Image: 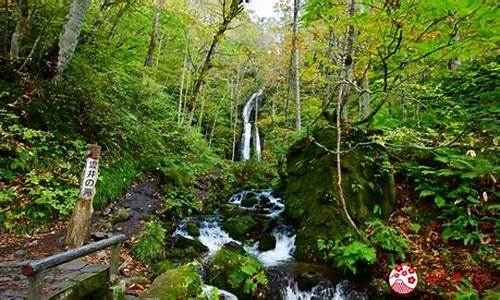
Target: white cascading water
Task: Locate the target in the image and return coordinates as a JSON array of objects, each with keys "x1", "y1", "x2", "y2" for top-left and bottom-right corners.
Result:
[
  {"x1": 282, "y1": 280, "x2": 367, "y2": 300},
  {"x1": 172, "y1": 190, "x2": 365, "y2": 299},
  {"x1": 240, "y1": 89, "x2": 264, "y2": 160},
  {"x1": 173, "y1": 217, "x2": 238, "y2": 255},
  {"x1": 247, "y1": 225, "x2": 296, "y2": 267}
]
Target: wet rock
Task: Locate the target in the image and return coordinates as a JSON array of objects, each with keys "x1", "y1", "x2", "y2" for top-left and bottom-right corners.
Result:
[
  {"x1": 223, "y1": 241, "x2": 245, "y2": 253},
  {"x1": 241, "y1": 194, "x2": 258, "y2": 208},
  {"x1": 141, "y1": 263, "x2": 202, "y2": 299},
  {"x1": 186, "y1": 221, "x2": 200, "y2": 237},
  {"x1": 208, "y1": 246, "x2": 267, "y2": 299},
  {"x1": 173, "y1": 236, "x2": 208, "y2": 253},
  {"x1": 297, "y1": 272, "x2": 321, "y2": 291},
  {"x1": 258, "y1": 234, "x2": 276, "y2": 251},
  {"x1": 91, "y1": 232, "x2": 108, "y2": 241},
  {"x1": 222, "y1": 216, "x2": 259, "y2": 240},
  {"x1": 111, "y1": 208, "x2": 130, "y2": 224},
  {"x1": 259, "y1": 195, "x2": 271, "y2": 205}
]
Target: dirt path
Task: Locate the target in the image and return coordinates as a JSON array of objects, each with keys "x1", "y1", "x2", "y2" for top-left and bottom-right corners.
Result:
[{"x1": 0, "y1": 177, "x2": 161, "y2": 265}]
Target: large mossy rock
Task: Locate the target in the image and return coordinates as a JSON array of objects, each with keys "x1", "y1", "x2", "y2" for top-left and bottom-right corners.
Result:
[
  {"x1": 208, "y1": 245, "x2": 268, "y2": 299},
  {"x1": 141, "y1": 263, "x2": 203, "y2": 299},
  {"x1": 282, "y1": 127, "x2": 395, "y2": 262},
  {"x1": 222, "y1": 215, "x2": 260, "y2": 240}
]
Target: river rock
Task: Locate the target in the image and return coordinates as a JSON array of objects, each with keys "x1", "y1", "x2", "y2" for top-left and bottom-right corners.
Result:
[
  {"x1": 173, "y1": 236, "x2": 208, "y2": 253},
  {"x1": 141, "y1": 263, "x2": 202, "y2": 299},
  {"x1": 297, "y1": 272, "x2": 321, "y2": 291},
  {"x1": 208, "y1": 245, "x2": 267, "y2": 299},
  {"x1": 223, "y1": 241, "x2": 245, "y2": 253},
  {"x1": 186, "y1": 221, "x2": 200, "y2": 237},
  {"x1": 222, "y1": 215, "x2": 259, "y2": 240},
  {"x1": 282, "y1": 127, "x2": 395, "y2": 263},
  {"x1": 258, "y1": 234, "x2": 276, "y2": 251},
  {"x1": 111, "y1": 208, "x2": 130, "y2": 224},
  {"x1": 241, "y1": 193, "x2": 258, "y2": 208}
]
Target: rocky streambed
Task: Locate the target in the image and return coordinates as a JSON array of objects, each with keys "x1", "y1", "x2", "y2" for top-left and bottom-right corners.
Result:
[{"x1": 142, "y1": 189, "x2": 368, "y2": 300}]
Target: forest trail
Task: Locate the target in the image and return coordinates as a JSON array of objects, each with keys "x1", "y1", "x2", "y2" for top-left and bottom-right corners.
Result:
[{"x1": 0, "y1": 178, "x2": 162, "y2": 298}]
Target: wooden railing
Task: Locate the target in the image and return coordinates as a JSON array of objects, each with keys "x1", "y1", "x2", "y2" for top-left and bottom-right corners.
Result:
[{"x1": 21, "y1": 234, "x2": 126, "y2": 300}]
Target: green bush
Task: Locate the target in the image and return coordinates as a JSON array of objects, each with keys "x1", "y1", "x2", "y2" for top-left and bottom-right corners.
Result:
[
  {"x1": 131, "y1": 220, "x2": 166, "y2": 264},
  {"x1": 317, "y1": 235, "x2": 376, "y2": 274}
]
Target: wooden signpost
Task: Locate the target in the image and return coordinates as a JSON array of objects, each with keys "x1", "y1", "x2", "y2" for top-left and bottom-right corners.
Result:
[{"x1": 66, "y1": 144, "x2": 101, "y2": 248}]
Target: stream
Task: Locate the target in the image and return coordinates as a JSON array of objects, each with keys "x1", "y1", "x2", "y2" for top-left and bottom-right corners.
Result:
[{"x1": 173, "y1": 190, "x2": 367, "y2": 300}]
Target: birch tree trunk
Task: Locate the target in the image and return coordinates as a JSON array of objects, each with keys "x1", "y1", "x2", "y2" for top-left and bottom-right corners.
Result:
[
  {"x1": 56, "y1": 0, "x2": 91, "y2": 74},
  {"x1": 292, "y1": 0, "x2": 301, "y2": 131},
  {"x1": 337, "y1": 0, "x2": 356, "y2": 118},
  {"x1": 324, "y1": 23, "x2": 336, "y2": 109},
  {"x1": 9, "y1": 0, "x2": 28, "y2": 58},
  {"x1": 178, "y1": 49, "x2": 188, "y2": 124},
  {"x1": 145, "y1": 0, "x2": 164, "y2": 66}
]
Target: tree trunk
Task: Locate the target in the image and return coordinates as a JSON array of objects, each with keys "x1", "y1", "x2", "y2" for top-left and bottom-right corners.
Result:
[
  {"x1": 56, "y1": 0, "x2": 91, "y2": 74},
  {"x1": 188, "y1": 24, "x2": 227, "y2": 125},
  {"x1": 324, "y1": 23, "x2": 336, "y2": 109},
  {"x1": 337, "y1": 0, "x2": 356, "y2": 118},
  {"x1": 448, "y1": 13, "x2": 461, "y2": 71},
  {"x1": 292, "y1": 0, "x2": 301, "y2": 131},
  {"x1": 145, "y1": 0, "x2": 163, "y2": 66},
  {"x1": 178, "y1": 49, "x2": 188, "y2": 124},
  {"x1": 9, "y1": 0, "x2": 28, "y2": 58}
]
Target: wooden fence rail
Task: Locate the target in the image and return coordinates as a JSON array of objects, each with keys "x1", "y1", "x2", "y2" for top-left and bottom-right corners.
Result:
[{"x1": 20, "y1": 234, "x2": 126, "y2": 300}]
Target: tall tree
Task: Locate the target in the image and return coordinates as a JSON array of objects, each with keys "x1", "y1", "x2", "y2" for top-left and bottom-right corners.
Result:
[
  {"x1": 145, "y1": 0, "x2": 164, "y2": 66},
  {"x1": 9, "y1": 0, "x2": 28, "y2": 58},
  {"x1": 292, "y1": 0, "x2": 301, "y2": 130},
  {"x1": 56, "y1": 0, "x2": 91, "y2": 74},
  {"x1": 188, "y1": 0, "x2": 245, "y2": 126}
]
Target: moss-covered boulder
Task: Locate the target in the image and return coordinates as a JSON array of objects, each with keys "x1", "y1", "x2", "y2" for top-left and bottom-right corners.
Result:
[
  {"x1": 222, "y1": 215, "x2": 260, "y2": 240},
  {"x1": 186, "y1": 221, "x2": 200, "y2": 237},
  {"x1": 173, "y1": 236, "x2": 208, "y2": 254},
  {"x1": 282, "y1": 126, "x2": 395, "y2": 262},
  {"x1": 258, "y1": 234, "x2": 276, "y2": 251},
  {"x1": 241, "y1": 193, "x2": 259, "y2": 208},
  {"x1": 208, "y1": 246, "x2": 268, "y2": 299},
  {"x1": 141, "y1": 263, "x2": 203, "y2": 299}
]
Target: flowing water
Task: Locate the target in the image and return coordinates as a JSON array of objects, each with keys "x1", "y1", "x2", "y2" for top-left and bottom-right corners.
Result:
[
  {"x1": 173, "y1": 189, "x2": 367, "y2": 299},
  {"x1": 240, "y1": 89, "x2": 264, "y2": 160}
]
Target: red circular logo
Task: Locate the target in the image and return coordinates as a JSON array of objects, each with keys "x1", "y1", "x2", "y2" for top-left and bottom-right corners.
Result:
[{"x1": 389, "y1": 264, "x2": 418, "y2": 295}]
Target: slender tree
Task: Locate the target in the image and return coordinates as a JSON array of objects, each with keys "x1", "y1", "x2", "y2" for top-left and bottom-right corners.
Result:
[
  {"x1": 292, "y1": 0, "x2": 301, "y2": 130},
  {"x1": 145, "y1": 0, "x2": 164, "y2": 66},
  {"x1": 56, "y1": 0, "x2": 91, "y2": 74},
  {"x1": 9, "y1": 0, "x2": 28, "y2": 58},
  {"x1": 188, "y1": 0, "x2": 245, "y2": 126}
]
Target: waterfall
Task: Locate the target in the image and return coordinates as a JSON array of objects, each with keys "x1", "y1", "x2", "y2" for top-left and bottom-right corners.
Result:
[{"x1": 240, "y1": 89, "x2": 264, "y2": 160}]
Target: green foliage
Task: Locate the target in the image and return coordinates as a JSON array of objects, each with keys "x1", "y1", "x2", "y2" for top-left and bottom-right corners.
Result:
[
  {"x1": 131, "y1": 220, "x2": 166, "y2": 264},
  {"x1": 367, "y1": 220, "x2": 408, "y2": 260},
  {"x1": 317, "y1": 235, "x2": 376, "y2": 274}
]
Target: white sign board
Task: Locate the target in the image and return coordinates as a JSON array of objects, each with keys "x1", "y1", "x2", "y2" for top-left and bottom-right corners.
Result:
[{"x1": 79, "y1": 157, "x2": 99, "y2": 199}]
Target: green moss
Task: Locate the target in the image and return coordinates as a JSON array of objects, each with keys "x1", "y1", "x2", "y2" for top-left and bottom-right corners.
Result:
[
  {"x1": 141, "y1": 263, "x2": 203, "y2": 300},
  {"x1": 282, "y1": 127, "x2": 395, "y2": 262},
  {"x1": 222, "y1": 216, "x2": 259, "y2": 240},
  {"x1": 186, "y1": 221, "x2": 200, "y2": 237},
  {"x1": 209, "y1": 246, "x2": 268, "y2": 299}
]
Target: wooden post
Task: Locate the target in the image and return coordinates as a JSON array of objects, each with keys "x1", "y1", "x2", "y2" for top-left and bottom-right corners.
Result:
[
  {"x1": 66, "y1": 144, "x2": 101, "y2": 248},
  {"x1": 109, "y1": 241, "x2": 122, "y2": 283},
  {"x1": 27, "y1": 271, "x2": 43, "y2": 300}
]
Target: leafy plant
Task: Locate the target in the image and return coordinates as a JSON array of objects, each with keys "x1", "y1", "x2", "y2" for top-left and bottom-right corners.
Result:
[
  {"x1": 367, "y1": 220, "x2": 408, "y2": 260},
  {"x1": 317, "y1": 235, "x2": 376, "y2": 274},
  {"x1": 131, "y1": 220, "x2": 166, "y2": 264}
]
